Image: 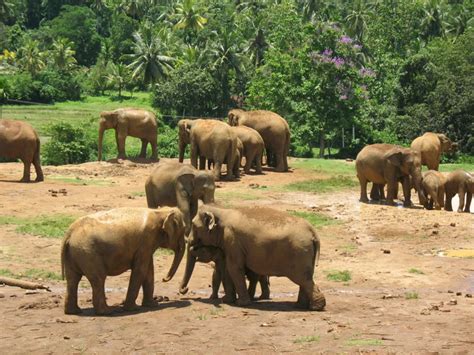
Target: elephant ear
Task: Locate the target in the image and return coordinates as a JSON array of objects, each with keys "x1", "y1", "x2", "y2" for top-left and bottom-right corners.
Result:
[
  {"x1": 177, "y1": 173, "x2": 195, "y2": 197},
  {"x1": 163, "y1": 211, "x2": 179, "y2": 239},
  {"x1": 385, "y1": 150, "x2": 404, "y2": 167},
  {"x1": 203, "y1": 211, "x2": 217, "y2": 231}
]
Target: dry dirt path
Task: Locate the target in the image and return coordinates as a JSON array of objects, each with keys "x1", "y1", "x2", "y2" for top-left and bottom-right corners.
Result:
[{"x1": 0, "y1": 159, "x2": 473, "y2": 353}]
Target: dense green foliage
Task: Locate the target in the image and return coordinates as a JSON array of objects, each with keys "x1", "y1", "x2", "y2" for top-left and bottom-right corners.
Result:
[{"x1": 1, "y1": 0, "x2": 473, "y2": 158}]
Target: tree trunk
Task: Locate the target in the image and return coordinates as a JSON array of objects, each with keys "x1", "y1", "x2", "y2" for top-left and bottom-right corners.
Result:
[{"x1": 319, "y1": 132, "x2": 325, "y2": 158}]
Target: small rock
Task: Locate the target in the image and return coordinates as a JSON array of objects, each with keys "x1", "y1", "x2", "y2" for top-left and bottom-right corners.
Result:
[
  {"x1": 431, "y1": 230, "x2": 439, "y2": 235},
  {"x1": 327, "y1": 328, "x2": 334, "y2": 333},
  {"x1": 382, "y1": 249, "x2": 391, "y2": 254},
  {"x1": 450, "y1": 222, "x2": 456, "y2": 227},
  {"x1": 448, "y1": 299, "x2": 457, "y2": 305},
  {"x1": 465, "y1": 294, "x2": 472, "y2": 298},
  {"x1": 448, "y1": 290, "x2": 454, "y2": 293},
  {"x1": 0, "y1": 293, "x2": 4, "y2": 298},
  {"x1": 420, "y1": 309, "x2": 431, "y2": 315},
  {"x1": 456, "y1": 292, "x2": 462, "y2": 296},
  {"x1": 433, "y1": 223, "x2": 440, "y2": 228},
  {"x1": 64, "y1": 336, "x2": 70, "y2": 340}
]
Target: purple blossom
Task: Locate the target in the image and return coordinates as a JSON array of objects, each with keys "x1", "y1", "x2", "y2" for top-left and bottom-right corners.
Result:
[
  {"x1": 353, "y1": 44, "x2": 362, "y2": 50},
  {"x1": 322, "y1": 49, "x2": 333, "y2": 56},
  {"x1": 339, "y1": 94, "x2": 348, "y2": 100},
  {"x1": 331, "y1": 57, "x2": 345, "y2": 68},
  {"x1": 359, "y1": 67, "x2": 376, "y2": 77},
  {"x1": 339, "y1": 35, "x2": 353, "y2": 44}
]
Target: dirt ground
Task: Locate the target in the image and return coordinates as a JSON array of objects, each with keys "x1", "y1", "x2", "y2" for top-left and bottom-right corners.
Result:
[{"x1": 0, "y1": 158, "x2": 473, "y2": 353}]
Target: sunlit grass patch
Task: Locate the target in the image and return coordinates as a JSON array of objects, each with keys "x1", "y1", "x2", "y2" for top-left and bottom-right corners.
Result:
[
  {"x1": 291, "y1": 159, "x2": 355, "y2": 176},
  {"x1": 0, "y1": 215, "x2": 76, "y2": 238},
  {"x1": 345, "y1": 338, "x2": 383, "y2": 346},
  {"x1": 405, "y1": 291, "x2": 419, "y2": 299},
  {"x1": 408, "y1": 268, "x2": 425, "y2": 275},
  {"x1": 289, "y1": 211, "x2": 336, "y2": 228},
  {"x1": 284, "y1": 175, "x2": 358, "y2": 193},
  {"x1": 216, "y1": 189, "x2": 260, "y2": 201},
  {"x1": 293, "y1": 335, "x2": 320, "y2": 344},
  {"x1": 0, "y1": 268, "x2": 61, "y2": 280},
  {"x1": 47, "y1": 175, "x2": 111, "y2": 186},
  {"x1": 326, "y1": 270, "x2": 352, "y2": 282}
]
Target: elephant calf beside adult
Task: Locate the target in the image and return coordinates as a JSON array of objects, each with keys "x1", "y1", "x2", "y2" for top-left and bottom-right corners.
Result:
[
  {"x1": 228, "y1": 109, "x2": 290, "y2": 172},
  {"x1": 444, "y1": 170, "x2": 474, "y2": 213},
  {"x1": 98, "y1": 108, "x2": 158, "y2": 161},
  {"x1": 231, "y1": 126, "x2": 264, "y2": 174},
  {"x1": 410, "y1": 132, "x2": 456, "y2": 171},
  {"x1": 356, "y1": 144, "x2": 426, "y2": 206},
  {"x1": 0, "y1": 119, "x2": 44, "y2": 182}
]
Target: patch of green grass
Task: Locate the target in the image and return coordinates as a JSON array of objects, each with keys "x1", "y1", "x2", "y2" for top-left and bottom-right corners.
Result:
[
  {"x1": 284, "y1": 175, "x2": 358, "y2": 193},
  {"x1": 209, "y1": 307, "x2": 224, "y2": 316},
  {"x1": 338, "y1": 244, "x2": 357, "y2": 252},
  {"x1": 439, "y1": 163, "x2": 474, "y2": 173},
  {"x1": 216, "y1": 189, "x2": 260, "y2": 201},
  {"x1": 345, "y1": 338, "x2": 383, "y2": 346},
  {"x1": 408, "y1": 268, "x2": 425, "y2": 275},
  {"x1": 291, "y1": 158, "x2": 355, "y2": 176},
  {"x1": 155, "y1": 248, "x2": 174, "y2": 256},
  {"x1": 289, "y1": 211, "x2": 336, "y2": 228},
  {"x1": 131, "y1": 191, "x2": 146, "y2": 197},
  {"x1": 326, "y1": 270, "x2": 352, "y2": 282},
  {"x1": 47, "y1": 175, "x2": 111, "y2": 186},
  {"x1": 293, "y1": 335, "x2": 320, "y2": 344},
  {"x1": 197, "y1": 313, "x2": 207, "y2": 321},
  {"x1": 0, "y1": 268, "x2": 61, "y2": 280},
  {"x1": 405, "y1": 291, "x2": 419, "y2": 299},
  {"x1": 0, "y1": 214, "x2": 76, "y2": 238}
]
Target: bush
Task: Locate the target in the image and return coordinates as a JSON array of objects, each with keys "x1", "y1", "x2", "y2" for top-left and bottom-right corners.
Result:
[
  {"x1": 158, "y1": 124, "x2": 179, "y2": 158},
  {"x1": 43, "y1": 122, "x2": 97, "y2": 165}
]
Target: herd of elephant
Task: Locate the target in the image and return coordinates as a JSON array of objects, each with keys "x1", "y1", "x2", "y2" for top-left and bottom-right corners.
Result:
[
  {"x1": 356, "y1": 133, "x2": 473, "y2": 213},
  {"x1": 1, "y1": 109, "x2": 473, "y2": 317}
]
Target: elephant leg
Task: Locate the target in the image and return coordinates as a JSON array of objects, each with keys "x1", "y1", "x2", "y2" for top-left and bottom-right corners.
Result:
[
  {"x1": 300, "y1": 280, "x2": 326, "y2": 311},
  {"x1": 226, "y1": 260, "x2": 250, "y2": 306},
  {"x1": 64, "y1": 267, "x2": 82, "y2": 315},
  {"x1": 116, "y1": 132, "x2": 127, "y2": 160},
  {"x1": 445, "y1": 191, "x2": 454, "y2": 211},
  {"x1": 141, "y1": 258, "x2": 157, "y2": 307},
  {"x1": 221, "y1": 269, "x2": 237, "y2": 304},
  {"x1": 150, "y1": 139, "x2": 158, "y2": 160},
  {"x1": 210, "y1": 251, "x2": 225, "y2": 299},
  {"x1": 457, "y1": 187, "x2": 466, "y2": 213},
  {"x1": 296, "y1": 286, "x2": 310, "y2": 308},
  {"x1": 255, "y1": 152, "x2": 263, "y2": 174},
  {"x1": 246, "y1": 270, "x2": 258, "y2": 300},
  {"x1": 357, "y1": 175, "x2": 369, "y2": 203},
  {"x1": 370, "y1": 183, "x2": 380, "y2": 201},
  {"x1": 190, "y1": 144, "x2": 198, "y2": 168},
  {"x1": 438, "y1": 186, "x2": 445, "y2": 209},
  {"x1": 386, "y1": 180, "x2": 398, "y2": 205},
  {"x1": 244, "y1": 153, "x2": 253, "y2": 174},
  {"x1": 20, "y1": 158, "x2": 31, "y2": 183},
  {"x1": 402, "y1": 177, "x2": 412, "y2": 207},
  {"x1": 275, "y1": 152, "x2": 285, "y2": 172},
  {"x1": 199, "y1": 156, "x2": 206, "y2": 170},
  {"x1": 464, "y1": 192, "x2": 472, "y2": 213},
  {"x1": 259, "y1": 276, "x2": 270, "y2": 300},
  {"x1": 213, "y1": 161, "x2": 223, "y2": 181},
  {"x1": 123, "y1": 259, "x2": 149, "y2": 311},
  {"x1": 88, "y1": 275, "x2": 111, "y2": 315},
  {"x1": 139, "y1": 139, "x2": 147, "y2": 158},
  {"x1": 33, "y1": 150, "x2": 44, "y2": 182}
]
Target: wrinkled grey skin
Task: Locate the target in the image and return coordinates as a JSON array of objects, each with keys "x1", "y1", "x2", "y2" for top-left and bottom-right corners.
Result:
[
  {"x1": 145, "y1": 161, "x2": 216, "y2": 293},
  {"x1": 444, "y1": 170, "x2": 474, "y2": 213},
  {"x1": 189, "y1": 205, "x2": 325, "y2": 311},
  {"x1": 356, "y1": 144, "x2": 426, "y2": 207},
  {"x1": 180, "y1": 245, "x2": 270, "y2": 301},
  {"x1": 421, "y1": 170, "x2": 446, "y2": 210}
]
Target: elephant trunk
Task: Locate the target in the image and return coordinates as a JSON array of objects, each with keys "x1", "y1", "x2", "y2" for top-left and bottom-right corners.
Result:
[
  {"x1": 162, "y1": 240, "x2": 185, "y2": 282},
  {"x1": 179, "y1": 243, "x2": 196, "y2": 294},
  {"x1": 98, "y1": 122, "x2": 105, "y2": 161},
  {"x1": 178, "y1": 140, "x2": 186, "y2": 163},
  {"x1": 412, "y1": 172, "x2": 427, "y2": 206}
]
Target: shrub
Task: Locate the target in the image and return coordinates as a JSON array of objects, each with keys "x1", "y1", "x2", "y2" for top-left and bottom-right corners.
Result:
[
  {"x1": 159, "y1": 124, "x2": 179, "y2": 158},
  {"x1": 43, "y1": 122, "x2": 97, "y2": 165}
]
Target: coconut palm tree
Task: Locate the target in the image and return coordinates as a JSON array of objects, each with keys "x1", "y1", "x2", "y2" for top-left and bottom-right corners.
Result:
[
  {"x1": 50, "y1": 38, "x2": 77, "y2": 71},
  {"x1": 445, "y1": 6, "x2": 473, "y2": 42},
  {"x1": 173, "y1": 0, "x2": 208, "y2": 32},
  {"x1": 107, "y1": 62, "x2": 129, "y2": 98},
  {"x1": 420, "y1": 0, "x2": 447, "y2": 41},
  {"x1": 127, "y1": 28, "x2": 175, "y2": 85},
  {"x1": 344, "y1": 0, "x2": 371, "y2": 43},
  {"x1": 17, "y1": 39, "x2": 45, "y2": 76},
  {"x1": 0, "y1": 0, "x2": 14, "y2": 21}
]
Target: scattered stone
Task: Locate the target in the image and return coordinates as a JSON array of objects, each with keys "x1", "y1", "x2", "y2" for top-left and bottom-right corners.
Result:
[
  {"x1": 25, "y1": 291, "x2": 39, "y2": 295},
  {"x1": 127, "y1": 195, "x2": 135, "y2": 200},
  {"x1": 382, "y1": 249, "x2": 391, "y2": 254},
  {"x1": 420, "y1": 308, "x2": 431, "y2": 315},
  {"x1": 382, "y1": 294, "x2": 400, "y2": 299},
  {"x1": 431, "y1": 230, "x2": 439, "y2": 235},
  {"x1": 327, "y1": 328, "x2": 334, "y2": 333},
  {"x1": 433, "y1": 223, "x2": 440, "y2": 228},
  {"x1": 55, "y1": 318, "x2": 77, "y2": 324},
  {"x1": 465, "y1": 294, "x2": 472, "y2": 298},
  {"x1": 345, "y1": 158, "x2": 353, "y2": 162},
  {"x1": 456, "y1": 292, "x2": 462, "y2": 296},
  {"x1": 0, "y1": 293, "x2": 4, "y2": 298},
  {"x1": 63, "y1": 336, "x2": 70, "y2": 340},
  {"x1": 448, "y1": 290, "x2": 454, "y2": 293},
  {"x1": 260, "y1": 323, "x2": 273, "y2": 327},
  {"x1": 448, "y1": 299, "x2": 457, "y2": 305},
  {"x1": 450, "y1": 222, "x2": 456, "y2": 227},
  {"x1": 440, "y1": 309, "x2": 451, "y2": 312}
]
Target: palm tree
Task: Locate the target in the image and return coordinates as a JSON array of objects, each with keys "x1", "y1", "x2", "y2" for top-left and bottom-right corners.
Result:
[
  {"x1": 119, "y1": 0, "x2": 147, "y2": 18},
  {"x1": 173, "y1": 0, "x2": 208, "y2": 32},
  {"x1": 445, "y1": 6, "x2": 473, "y2": 41},
  {"x1": 17, "y1": 39, "x2": 45, "y2": 76},
  {"x1": 107, "y1": 62, "x2": 129, "y2": 98},
  {"x1": 127, "y1": 28, "x2": 175, "y2": 85},
  {"x1": 420, "y1": 0, "x2": 447, "y2": 41},
  {"x1": 50, "y1": 38, "x2": 77, "y2": 71},
  {"x1": 0, "y1": 0, "x2": 14, "y2": 21},
  {"x1": 344, "y1": 0, "x2": 371, "y2": 43},
  {"x1": 89, "y1": 0, "x2": 108, "y2": 13}
]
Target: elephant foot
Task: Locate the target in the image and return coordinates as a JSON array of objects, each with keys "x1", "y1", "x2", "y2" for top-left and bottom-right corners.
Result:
[
  {"x1": 309, "y1": 292, "x2": 326, "y2": 311},
  {"x1": 403, "y1": 200, "x2": 413, "y2": 207},
  {"x1": 95, "y1": 305, "x2": 114, "y2": 316},
  {"x1": 64, "y1": 305, "x2": 82, "y2": 315},
  {"x1": 179, "y1": 287, "x2": 189, "y2": 295},
  {"x1": 225, "y1": 174, "x2": 235, "y2": 181},
  {"x1": 35, "y1": 175, "x2": 44, "y2": 182},
  {"x1": 222, "y1": 294, "x2": 236, "y2": 304},
  {"x1": 20, "y1": 177, "x2": 31, "y2": 183},
  {"x1": 236, "y1": 298, "x2": 251, "y2": 307},
  {"x1": 209, "y1": 293, "x2": 219, "y2": 300},
  {"x1": 359, "y1": 197, "x2": 369, "y2": 203},
  {"x1": 142, "y1": 299, "x2": 160, "y2": 308},
  {"x1": 259, "y1": 292, "x2": 271, "y2": 300},
  {"x1": 123, "y1": 302, "x2": 140, "y2": 312}
]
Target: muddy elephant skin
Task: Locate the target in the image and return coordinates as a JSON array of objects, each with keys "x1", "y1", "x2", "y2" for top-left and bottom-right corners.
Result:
[
  {"x1": 61, "y1": 207, "x2": 186, "y2": 315},
  {"x1": 411, "y1": 132, "x2": 455, "y2": 171},
  {"x1": 0, "y1": 119, "x2": 44, "y2": 182},
  {"x1": 189, "y1": 205, "x2": 325, "y2": 311},
  {"x1": 444, "y1": 170, "x2": 474, "y2": 212},
  {"x1": 421, "y1": 170, "x2": 446, "y2": 210}
]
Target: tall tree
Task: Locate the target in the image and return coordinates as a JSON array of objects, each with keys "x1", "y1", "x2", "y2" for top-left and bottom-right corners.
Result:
[
  {"x1": 50, "y1": 38, "x2": 77, "y2": 70},
  {"x1": 17, "y1": 38, "x2": 46, "y2": 75},
  {"x1": 173, "y1": 0, "x2": 208, "y2": 33},
  {"x1": 107, "y1": 62, "x2": 129, "y2": 98}
]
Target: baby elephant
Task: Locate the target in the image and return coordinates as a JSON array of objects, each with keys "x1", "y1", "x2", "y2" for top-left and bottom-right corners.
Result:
[
  {"x1": 421, "y1": 170, "x2": 446, "y2": 210},
  {"x1": 180, "y1": 245, "x2": 270, "y2": 301},
  {"x1": 444, "y1": 170, "x2": 474, "y2": 213},
  {"x1": 61, "y1": 207, "x2": 186, "y2": 315},
  {"x1": 190, "y1": 205, "x2": 326, "y2": 311}
]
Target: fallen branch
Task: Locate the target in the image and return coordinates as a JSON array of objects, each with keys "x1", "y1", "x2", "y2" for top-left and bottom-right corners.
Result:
[{"x1": 0, "y1": 277, "x2": 51, "y2": 291}]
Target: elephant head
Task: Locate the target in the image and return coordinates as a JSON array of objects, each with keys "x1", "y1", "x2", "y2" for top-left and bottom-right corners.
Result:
[
  {"x1": 228, "y1": 109, "x2": 245, "y2": 126},
  {"x1": 178, "y1": 119, "x2": 195, "y2": 162},
  {"x1": 437, "y1": 134, "x2": 454, "y2": 153},
  {"x1": 98, "y1": 110, "x2": 120, "y2": 161},
  {"x1": 386, "y1": 148, "x2": 427, "y2": 205},
  {"x1": 161, "y1": 210, "x2": 186, "y2": 282}
]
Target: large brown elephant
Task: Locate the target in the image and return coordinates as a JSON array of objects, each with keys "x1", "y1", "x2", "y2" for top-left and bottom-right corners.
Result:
[
  {"x1": 231, "y1": 126, "x2": 264, "y2": 174},
  {"x1": 421, "y1": 170, "x2": 446, "y2": 210},
  {"x1": 189, "y1": 205, "x2": 326, "y2": 311},
  {"x1": 444, "y1": 170, "x2": 474, "y2": 213},
  {"x1": 410, "y1": 132, "x2": 456, "y2": 170},
  {"x1": 98, "y1": 108, "x2": 158, "y2": 161},
  {"x1": 178, "y1": 119, "x2": 239, "y2": 181},
  {"x1": 228, "y1": 109, "x2": 290, "y2": 172},
  {"x1": 0, "y1": 119, "x2": 43, "y2": 182},
  {"x1": 356, "y1": 144, "x2": 426, "y2": 207},
  {"x1": 61, "y1": 207, "x2": 186, "y2": 315}
]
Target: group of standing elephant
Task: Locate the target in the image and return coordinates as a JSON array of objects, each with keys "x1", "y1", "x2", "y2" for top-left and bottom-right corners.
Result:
[{"x1": 356, "y1": 132, "x2": 473, "y2": 212}]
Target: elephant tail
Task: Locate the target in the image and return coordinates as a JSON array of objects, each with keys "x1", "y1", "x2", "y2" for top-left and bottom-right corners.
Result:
[
  {"x1": 61, "y1": 230, "x2": 72, "y2": 280},
  {"x1": 144, "y1": 177, "x2": 157, "y2": 208},
  {"x1": 311, "y1": 231, "x2": 321, "y2": 267}
]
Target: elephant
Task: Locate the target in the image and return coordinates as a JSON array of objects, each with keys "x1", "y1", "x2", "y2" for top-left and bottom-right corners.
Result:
[
  {"x1": 98, "y1": 108, "x2": 158, "y2": 161},
  {"x1": 178, "y1": 119, "x2": 239, "y2": 181},
  {"x1": 61, "y1": 207, "x2": 186, "y2": 315},
  {"x1": 444, "y1": 170, "x2": 474, "y2": 213},
  {"x1": 231, "y1": 126, "x2": 264, "y2": 174},
  {"x1": 189, "y1": 205, "x2": 326, "y2": 311},
  {"x1": 207, "y1": 137, "x2": 243, "y2": 179},
  {"x1": 0, "y1": 119, "x2": 44, "y2": 182},
  {"x1": 228, "y1": 109, "x2": 290, "y2": 172},
  {"x1": 356, "y1": 144, "x2": 426, "y2": 207},
  {"x1": 179, "y1": 245, "x2": 270, "y2": 301},
  {"x1": 421, "y1": 170, "x2": 446, "y2": 210},
  {"x1": 410, "y1": 132, "x2": 456, "y2": 170}
]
